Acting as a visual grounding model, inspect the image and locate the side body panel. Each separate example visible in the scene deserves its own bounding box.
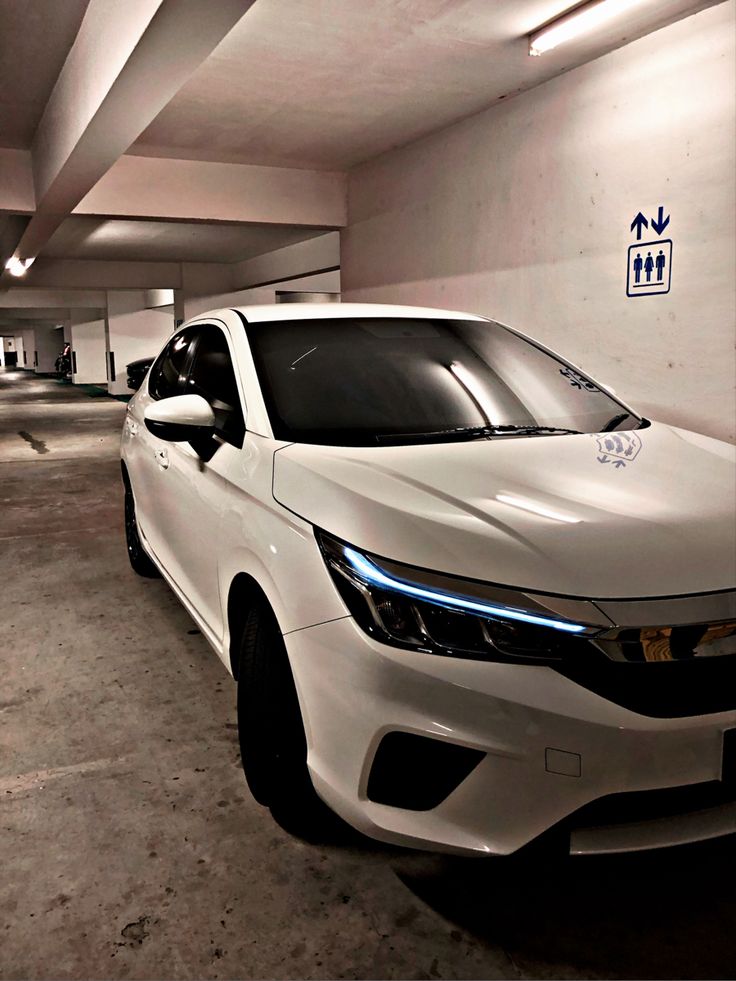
[121,310,348,673]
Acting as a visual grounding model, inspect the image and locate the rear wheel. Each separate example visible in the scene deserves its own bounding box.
[236,600,331,833]
[124,484,160,578]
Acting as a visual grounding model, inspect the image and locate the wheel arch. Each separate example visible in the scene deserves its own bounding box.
[226,572,273,680]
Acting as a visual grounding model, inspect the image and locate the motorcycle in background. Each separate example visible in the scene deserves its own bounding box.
[55,342,71,379]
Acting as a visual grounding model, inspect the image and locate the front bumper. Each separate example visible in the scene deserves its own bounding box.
[285,615,736,856]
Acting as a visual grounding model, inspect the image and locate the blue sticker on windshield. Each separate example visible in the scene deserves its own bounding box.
[595,432,642,468]
[559,367,599,392]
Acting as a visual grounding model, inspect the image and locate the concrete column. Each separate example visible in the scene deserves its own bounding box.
[70,313,107,384]
[16,329,34,368]
[173,288,185,328]
[33,325,63,373]
[106,290,176,396]
[13,334,25,368]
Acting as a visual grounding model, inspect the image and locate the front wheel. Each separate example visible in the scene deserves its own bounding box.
[124,484,160,578]
[236,601,332,834]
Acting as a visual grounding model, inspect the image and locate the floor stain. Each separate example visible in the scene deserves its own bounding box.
[120,915,151,946]
[17,430,49,454]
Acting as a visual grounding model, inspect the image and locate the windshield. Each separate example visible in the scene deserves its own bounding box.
[244,317,642,446]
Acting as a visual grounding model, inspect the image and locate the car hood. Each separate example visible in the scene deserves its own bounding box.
[272,422,736,599]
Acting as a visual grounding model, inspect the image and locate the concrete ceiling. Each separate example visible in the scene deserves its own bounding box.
[0,0,90,149]
[0,0,722,285]
[42,217,327,263]
[131,0,722,170]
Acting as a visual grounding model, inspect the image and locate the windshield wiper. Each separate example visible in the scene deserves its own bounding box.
[375,424,581,445]
[489,425,583,436]
[600,412,633,432]
[376,426,495,444]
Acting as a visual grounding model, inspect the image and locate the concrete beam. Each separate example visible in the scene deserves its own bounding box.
[231,232,341,288]
[0,289,106,309]
[15,258,182,290]
[0,307,105,320]
[1,152,347,229]
[3,0,254,276]
[77,156,347,227]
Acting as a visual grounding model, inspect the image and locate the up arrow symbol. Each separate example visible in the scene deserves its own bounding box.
[630,212,648,240]
[651,206,670,236]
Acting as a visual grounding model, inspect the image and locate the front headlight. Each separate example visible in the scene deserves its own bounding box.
[317,530,600,663]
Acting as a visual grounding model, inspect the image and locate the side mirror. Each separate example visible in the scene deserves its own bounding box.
[144,394,215,442]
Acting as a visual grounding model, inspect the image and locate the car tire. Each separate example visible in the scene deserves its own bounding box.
[236,600,330,831]
[124,484,160,578]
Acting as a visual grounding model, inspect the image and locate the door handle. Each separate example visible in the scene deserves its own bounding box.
[155,448,169,470]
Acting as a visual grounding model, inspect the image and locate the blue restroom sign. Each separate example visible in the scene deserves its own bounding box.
[626,206,672,297]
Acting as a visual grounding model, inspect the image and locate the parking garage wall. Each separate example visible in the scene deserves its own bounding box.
[341,1,736,442]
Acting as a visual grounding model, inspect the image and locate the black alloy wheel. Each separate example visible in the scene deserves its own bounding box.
[236,600,337,836]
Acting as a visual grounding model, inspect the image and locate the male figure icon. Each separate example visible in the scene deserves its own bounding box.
[656,249,666,281]
[633,252,643,283]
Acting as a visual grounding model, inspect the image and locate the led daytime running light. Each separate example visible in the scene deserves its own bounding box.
[343,547,587,634]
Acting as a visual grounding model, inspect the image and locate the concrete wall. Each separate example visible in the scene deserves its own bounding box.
[231,232,340,290]
[183,287,276,320]
[106,291,176,395]
[342,2,736,442]
[273,270,341,296]
[70,314,106,384]
[178,236,342,319]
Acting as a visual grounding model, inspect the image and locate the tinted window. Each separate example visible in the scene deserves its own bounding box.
[186,328,245,446]
[245,317,642,446]
[149,328,196,400]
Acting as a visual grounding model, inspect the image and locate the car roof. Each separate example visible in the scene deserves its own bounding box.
[230,302,487,323]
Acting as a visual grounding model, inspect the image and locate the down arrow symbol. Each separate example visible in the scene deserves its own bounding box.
[651,206,670,236]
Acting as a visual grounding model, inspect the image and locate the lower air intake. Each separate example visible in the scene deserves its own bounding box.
[367,731,485,811]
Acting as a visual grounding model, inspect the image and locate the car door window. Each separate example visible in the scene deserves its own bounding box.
[185,327,245,447]
[149,328,198,400]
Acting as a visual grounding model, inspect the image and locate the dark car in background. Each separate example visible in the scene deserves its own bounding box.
[126,357,155,391]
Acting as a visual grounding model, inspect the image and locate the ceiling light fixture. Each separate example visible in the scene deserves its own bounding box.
[5,256,35,277]
[529,0,645,56]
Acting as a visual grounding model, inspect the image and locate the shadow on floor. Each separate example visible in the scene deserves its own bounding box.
[392,833,736,979]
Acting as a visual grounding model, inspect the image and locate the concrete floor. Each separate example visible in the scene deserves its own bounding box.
[1,367,735,981]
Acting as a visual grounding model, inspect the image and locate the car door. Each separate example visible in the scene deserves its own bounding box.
[130,325,200,569]
[148,322,247,640]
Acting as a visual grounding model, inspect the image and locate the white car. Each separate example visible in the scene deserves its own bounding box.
[121,303,736,856]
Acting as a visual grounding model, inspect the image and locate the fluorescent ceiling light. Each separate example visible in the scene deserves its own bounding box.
[496,493,582,524]
[529,0,646,56]
[5,256,34,277]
